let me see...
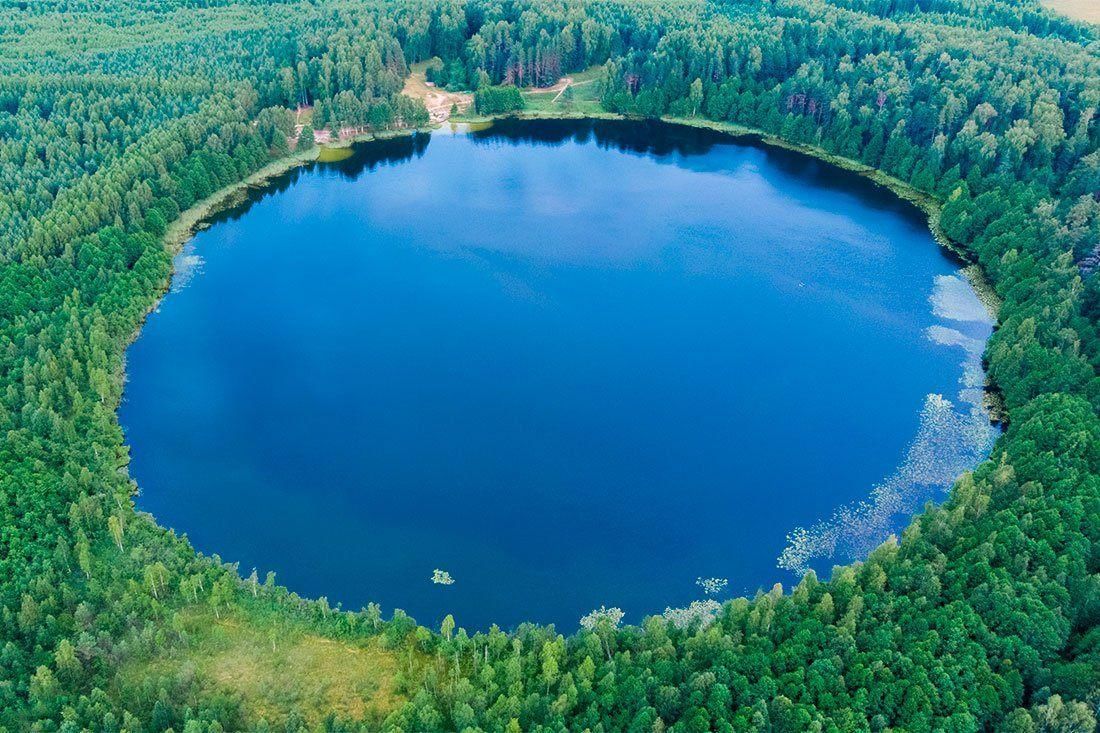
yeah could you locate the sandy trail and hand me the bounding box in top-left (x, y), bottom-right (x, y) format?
top-left (402, 72), bottom-right (473, 123)
top-left (524, 76), bottom-right (573, 95)
top-left (523, 76), bottom-right (596, 103)
top-left (553, 78), bottom-right (594, 103)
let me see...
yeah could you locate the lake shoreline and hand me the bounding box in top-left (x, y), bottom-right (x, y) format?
top-left (162, 110), bottom-right (1001, 321)
top-left (130, 116), bottom-right (1003, 629)
top-left (450, 110), bottom-right (1005, 422)
top-left (133, 125), bottom-right (434, 372)
top-left (151, 110), bottom-right (1004, 430)
top-left (451, 110), bottom-right (1001, 314)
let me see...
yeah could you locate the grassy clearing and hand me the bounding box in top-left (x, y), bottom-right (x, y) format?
top-left (520, 94), bottom-right (604, 115)
top-left (1042, 0), bottom-right (1100, 22)
top-left (562, 66), bottom-right (607, 85)
top-left (402, 61), bottom-right (474, 122)
top-left (316, 145), bottom-right (356, 162)
top-left (123, 607), bottom-right (404, 728)
top-left (520, 66), bottom-right (605, 114)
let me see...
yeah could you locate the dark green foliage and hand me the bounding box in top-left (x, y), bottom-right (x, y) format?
top-left (474, 85), bottom-right (526, 114)
top-left (0, 0), bottom-right (1098, 730)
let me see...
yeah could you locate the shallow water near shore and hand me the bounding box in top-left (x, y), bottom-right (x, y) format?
top-left (121, 119), bottom-right (995, 630)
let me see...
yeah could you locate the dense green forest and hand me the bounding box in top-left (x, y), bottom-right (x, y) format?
top-left (0, 0), bottom-right (1098, 730)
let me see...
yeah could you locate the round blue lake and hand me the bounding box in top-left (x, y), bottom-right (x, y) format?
top-left (121, 119), bottom-right (995, 631)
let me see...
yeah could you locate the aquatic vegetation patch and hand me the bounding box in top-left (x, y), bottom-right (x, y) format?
top-left (929, 273), bottom-right (991, 323)
top-left (696, 577), bottom-right (729, 596)
top-left (778, 272), bottom-right (998, 575)
top-left (579, 605), bottom-right (625, 630)
top-left (317, 146), bottom-right (355, 163)
top-left (171, 241), bottom-right (204, 294)
top-left (662, 599), bottom-right (722, 629)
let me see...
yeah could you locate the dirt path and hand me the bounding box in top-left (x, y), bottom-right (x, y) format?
top-left (525, 76), bottom-right (574, 96)
top-left (553, 78), bottom-right (594, 103)
top-left (523, 76), bottom-right (597, 103)
top-left (402, 71), bottom-right (473, 124)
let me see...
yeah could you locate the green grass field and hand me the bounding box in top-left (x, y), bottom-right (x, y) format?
top-left (121, 607), bottom-right (406, 728)
top-left (520, 67), bottom-right (605, 114)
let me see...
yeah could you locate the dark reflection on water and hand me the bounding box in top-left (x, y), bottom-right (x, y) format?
top-left (206, 133), bottom-right (432, 227)
top-left (123, 119), bottom-right (991, 631)
top-left (476, 119), bottom-right (960, 242)
top-left (320, 132), bottom-right (432, 181)
top-left (470, 118), bottom-right (726, 159)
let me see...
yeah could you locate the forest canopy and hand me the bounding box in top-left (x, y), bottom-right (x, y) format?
top-left (0, 0), bottom-right (1098, 731)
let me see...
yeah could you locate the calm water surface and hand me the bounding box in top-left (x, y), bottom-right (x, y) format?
top-left (121, 120), bottom-right (994, 630)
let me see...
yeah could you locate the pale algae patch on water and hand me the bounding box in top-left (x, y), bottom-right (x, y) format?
top-left (777, 272), bottom-right (998, 576)
top-left (931, 270), bottom-right (998, 322)
top-left (662, 599), bottom-right (722, 630)
top-left (171, 240), bottom-right (205, 294)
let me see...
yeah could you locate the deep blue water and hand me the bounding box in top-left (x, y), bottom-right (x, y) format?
top-left (121, 120), bottom-right (993, 631)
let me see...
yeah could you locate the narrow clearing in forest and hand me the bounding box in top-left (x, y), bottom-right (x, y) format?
top-left (524, 76), bottom-right (597, 103)
top-left (402, 66), bottom-right (473, 123)
top-left (122, 611), bottom-right (405, 728)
